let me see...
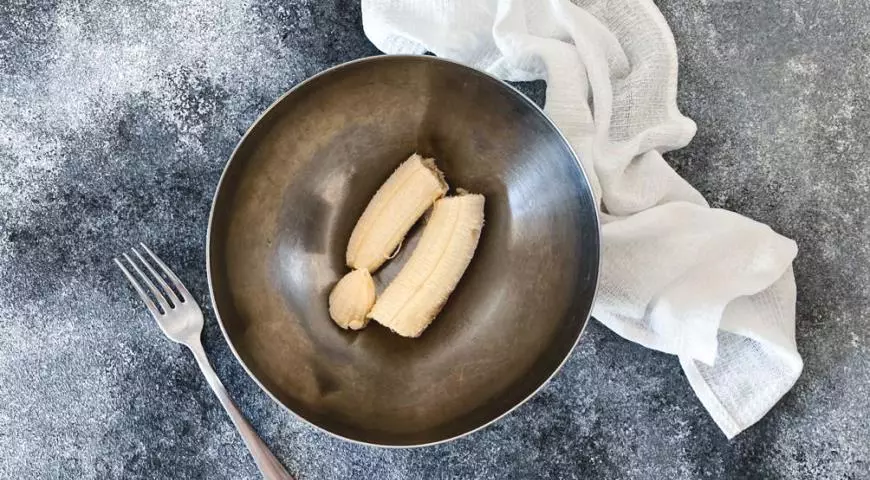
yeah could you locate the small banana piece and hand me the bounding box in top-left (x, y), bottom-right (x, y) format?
top-left (346, 153), bottom-right (448, 272)
top-left (368, 193), bottom-right (485, 337)
top-left (328, 269), bottom-right (376, 330)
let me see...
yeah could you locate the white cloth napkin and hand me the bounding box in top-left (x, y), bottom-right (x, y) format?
top-left (361, 0), bottom-right (804, 438)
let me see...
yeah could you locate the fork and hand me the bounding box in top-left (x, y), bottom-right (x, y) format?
top-left (115, 243), bottom-right (294, 480)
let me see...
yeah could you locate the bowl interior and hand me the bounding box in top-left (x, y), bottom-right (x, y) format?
top-left (208, 56), bottom-right (600, 446)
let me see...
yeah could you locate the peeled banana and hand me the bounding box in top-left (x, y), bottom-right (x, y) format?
top-left (328, 269), bottom-right (376, 330)
top-left (346, 153), bottom-right (448, 272)
top-left (368, 193), bottom-right (485, 337)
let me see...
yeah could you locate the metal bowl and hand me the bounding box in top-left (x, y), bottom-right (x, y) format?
top-left (207, 55), bottom-right (600, 447)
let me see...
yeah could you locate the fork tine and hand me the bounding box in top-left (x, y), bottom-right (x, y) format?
top-left (132, 247), bottom-right (180, 305)
top-left (123, 253), bottom-right (171, 313)
top-left (115, 258), bottom-right (162, 318)
top-left (139, 243), bottom-right (192, 302)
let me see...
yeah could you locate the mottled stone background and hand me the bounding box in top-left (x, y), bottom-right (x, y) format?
top-left (1, 0), bottom-right (868, 478)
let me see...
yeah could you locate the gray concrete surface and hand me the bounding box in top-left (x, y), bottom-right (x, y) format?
top-left (1, 0), bottom-right (867, 478)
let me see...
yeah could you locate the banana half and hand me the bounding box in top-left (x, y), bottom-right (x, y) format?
top-left (368, 193), bottom-right (485, 337)
top-left (346, 153), bottom-right (448, 272)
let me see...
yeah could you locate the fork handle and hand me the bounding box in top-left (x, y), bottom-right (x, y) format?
top-left (187, 343), bottom-right (295, 480)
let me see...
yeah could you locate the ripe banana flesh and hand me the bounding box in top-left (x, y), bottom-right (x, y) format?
top-left (368, 194), bottom-right (485, 337)
top-left (328, 269), bottom-right (376, 330)
top-left (346, 153), bottom-right (448, 272)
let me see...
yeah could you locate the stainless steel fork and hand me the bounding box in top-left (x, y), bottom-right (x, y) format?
top-left (115, 243), bottom-right (294, 480)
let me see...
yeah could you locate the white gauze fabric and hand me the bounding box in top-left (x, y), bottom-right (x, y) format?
top-left (360, 0), bottom-right (803, 437)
